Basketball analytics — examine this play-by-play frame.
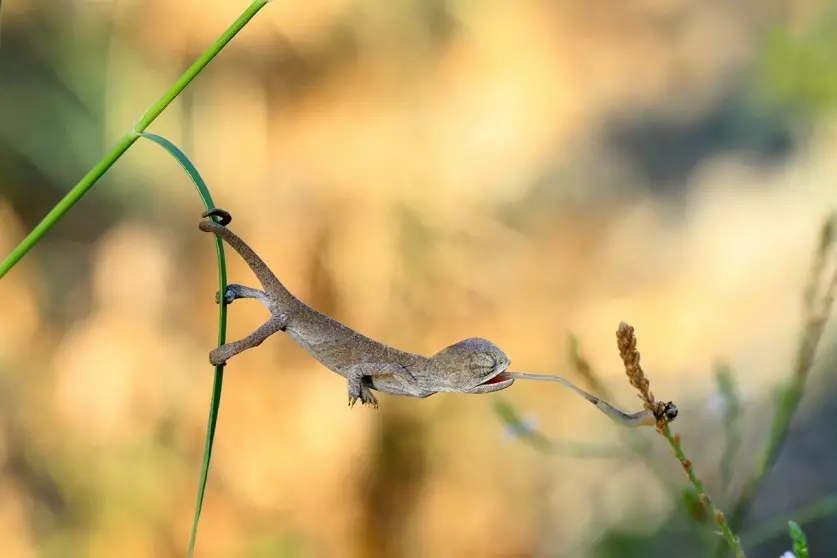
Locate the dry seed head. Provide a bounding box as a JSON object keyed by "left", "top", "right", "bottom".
{"left": 616, "top": 321, "right": 658, "bottom": 413}
{"left": 715, "top": 510, "right": 726, "bottom": 524}
{"left": 682, "top": 459, "right": 692, "bottom": 469}
{"left": 699, "top": 494, "right": 709, "bottom": 507}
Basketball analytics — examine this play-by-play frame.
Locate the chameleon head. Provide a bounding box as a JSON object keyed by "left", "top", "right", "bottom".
{"left": 430, "top": 337, "right": 515, "bottom": 394}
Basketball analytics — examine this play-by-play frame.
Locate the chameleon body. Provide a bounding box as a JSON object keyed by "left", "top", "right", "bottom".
{"left": 198, "top": 208, "right": 676, "bottom": 426}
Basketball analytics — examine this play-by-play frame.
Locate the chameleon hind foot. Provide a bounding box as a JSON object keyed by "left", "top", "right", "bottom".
{"left": 348, "top": 378, "right": 379, "bottom": 408}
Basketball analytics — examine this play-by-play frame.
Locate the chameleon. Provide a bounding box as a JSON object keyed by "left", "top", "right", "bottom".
{"left": 198, "top": 208, "right": 676, "bottom": 426}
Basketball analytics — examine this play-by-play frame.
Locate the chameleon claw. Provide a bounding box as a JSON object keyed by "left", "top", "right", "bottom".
{"left": 348, "top": 386, "right": 376, "bottom": 408}
{"left": 361, "top": 388, "right": 378, "bottom": 408}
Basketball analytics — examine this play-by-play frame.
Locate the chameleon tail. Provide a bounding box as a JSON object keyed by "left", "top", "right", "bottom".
{"left": 199, "top": 210, "right": 299, "bottom": 309}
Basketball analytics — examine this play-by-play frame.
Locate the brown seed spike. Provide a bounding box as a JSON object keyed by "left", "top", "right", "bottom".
{"left": 611, "top": 323, "right": 740, "bottom": 555}
{"left": 616, "top": 321, "right": 657, "bottom": 413}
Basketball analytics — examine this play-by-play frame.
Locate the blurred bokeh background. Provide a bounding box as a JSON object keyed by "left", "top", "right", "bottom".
{"left": 3, "top": 0, "right": 837, "bottom": 556}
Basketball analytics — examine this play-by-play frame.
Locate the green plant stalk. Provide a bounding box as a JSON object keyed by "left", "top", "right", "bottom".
{"left": 0, "top": 0, "right": 269, "bottom": 281}
{"left": 189, "top": 338, "right": 227, "bottom": 558}
{"left": 659, "top": 423, "right": 746, "bottom": 557}
{"left": 188, "top": 247, "right": 227, "bottom": 558}
{"left": 722, "top": 214, "right": 837, "bottom": 544}
{"left": 139, "top": 132, "right": 229, "bottom": 556}
{"left": 567, "top": 334, "right": 696, "bottom": 507}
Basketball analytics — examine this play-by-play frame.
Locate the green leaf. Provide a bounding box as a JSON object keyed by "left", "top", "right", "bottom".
{"left": 789, "top": 520, "right": 810, "bottom": 558}
{"left": 140, "top": 132, "right": 228, "bottom": 558}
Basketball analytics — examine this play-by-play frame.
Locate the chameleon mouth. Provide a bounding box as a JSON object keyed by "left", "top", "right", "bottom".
{"left": 479, "top": 371, "right": 514, "bottom": 387}
{"left": 481, "top": 372, "right": 513, "bottom": 386}
{"left": 467, "top": 369, "right": 514, "bottom": 393}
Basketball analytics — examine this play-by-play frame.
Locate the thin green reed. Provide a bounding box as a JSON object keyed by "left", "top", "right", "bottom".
{"left": 140, "top": 132, "right": 228, "bottom": 556}
{"left": 0, "top": 0, "right": 269, "bottom": 279}
{"left": 0, "top": 2, "right": 270, "bottom": 554}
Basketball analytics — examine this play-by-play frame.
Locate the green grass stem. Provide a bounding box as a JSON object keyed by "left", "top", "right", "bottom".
{"left": 0, "top": 0, "right": 269, "bottom": 280}
{"left": 140, "top": 132, "right": 228, "bottom": 557}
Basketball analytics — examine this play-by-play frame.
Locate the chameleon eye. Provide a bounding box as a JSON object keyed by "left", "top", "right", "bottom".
{"left": 475, "top": 351, "right": 496, "bottom": 371}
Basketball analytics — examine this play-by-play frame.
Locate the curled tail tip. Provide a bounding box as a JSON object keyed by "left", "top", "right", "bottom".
{"left": 201, "top": 207, "right": 232, "bottom": 226}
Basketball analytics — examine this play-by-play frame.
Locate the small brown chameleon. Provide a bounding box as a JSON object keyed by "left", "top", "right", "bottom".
{"left": 199, "top": 208, "right": 675, "bottom": 426}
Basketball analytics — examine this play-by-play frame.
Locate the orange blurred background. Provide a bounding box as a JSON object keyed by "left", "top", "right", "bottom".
{"left": 2, "top": 1, "right": 837, "bottom": 556}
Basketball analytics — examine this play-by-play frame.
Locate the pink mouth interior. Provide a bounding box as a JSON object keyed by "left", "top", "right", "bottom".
{"left": 481, "top": 372, "right": 511, "bottom": 385}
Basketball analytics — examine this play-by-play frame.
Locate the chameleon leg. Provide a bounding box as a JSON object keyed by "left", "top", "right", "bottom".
{"left": 347, "top": 375, "right": 378, "bottom": 408}
{"left": 343, "top": 363, "right": 420, "bottom": 408}
{"left": 215, "top": 283, "right": 269, "bottom": 307}
{"left": 209, "top": 315, "right": 287, "bottom": 366}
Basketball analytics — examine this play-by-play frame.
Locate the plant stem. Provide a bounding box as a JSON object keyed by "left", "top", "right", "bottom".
{"left": 0, "top": 0, "right": 269, "bottom": 280}
{"left": 660, "top": 424, "right": 746, "bottom": 557}
{"left": 616, "top": 322, "right": 744, "bottom": 556}
{"left": 139, "top": 132, "right": 230, "bottom": 556}
{"left": 721, "top": 214, "right": 837, "bottom": 546}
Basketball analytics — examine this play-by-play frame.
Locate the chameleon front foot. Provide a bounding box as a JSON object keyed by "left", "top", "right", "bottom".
{"left": 215, "top": 283, "right": 270, "bottom": 308}
{"left": 215, "top": 287, "right": 237, "bottom": 305}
